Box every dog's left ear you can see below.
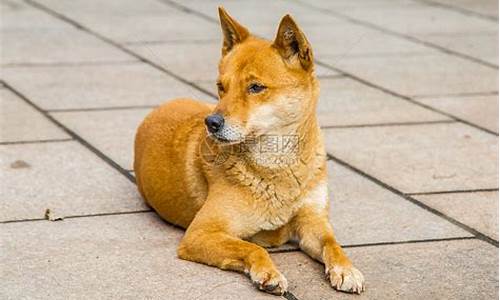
[273,15,313,71]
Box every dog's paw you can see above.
[250,268,288,295]
[326,264,365,294]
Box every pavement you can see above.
[1,0,498,299]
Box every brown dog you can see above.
[134,7,365,295]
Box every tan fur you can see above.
[134,7,365,295]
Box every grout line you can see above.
[411,0,498,22]
[320,120,455,129]
[0,210,153,224]
[412,91,499,99]
[292,0,498,69]
[267,236,477,254]
[159,0,218,23]
[0,138,73,145]
[316,74,347,79]
[327,153,499,248]
[122,39,219,46]
[64,209,152,220]
[24,0,218,101]
[157,0,499,137]
[1,60,140,68]
[1,80,137,184]
[283,291,300,300]
[47,105,157,113]
[342,236,477,248]
[313,60,499,136]
[0,217,46,224]
[407,188,499,196]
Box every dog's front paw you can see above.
[326,264,365,294]
[250,268,288,295]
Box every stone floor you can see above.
[1,0,498,299]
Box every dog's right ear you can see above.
[218,7,250,56]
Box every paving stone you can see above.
[331,3,497,35]
[1,63,211,110]
[0,89,69,143]
[130,42,221,82]
[51,108,153,170]
[0,213,274,300]
[316,77,449,127]
[329,53,499,96]
[168,0,430,59]
[0,142,146,222]
[415,94,499,133]
[414,33,498,65]
[327,161,470,245]
[131,42,340,83]
[178,0,345,29]
[415,191,499,240]
[272,239,498,299]
[429,0,499,18]
[1,1,134,65]
[292,24,430,59]
[323,123,498,193]
[36,0,220,43]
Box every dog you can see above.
[134,7,365,295]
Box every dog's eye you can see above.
[216,82,224,94]
[247,83,266,94]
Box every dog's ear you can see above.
[218,7,250,56]
[273,15,313,70]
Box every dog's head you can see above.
[205,7,319,144]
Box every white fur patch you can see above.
[302,181,329,211]
[247,103,280,133]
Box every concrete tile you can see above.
[272,239,498,299]
[51,108,153,170]
[327,161,470,245]
[323,123,498,193]
[131,42,339,83]
[415,191,499,240]
[429,0,499,18]
[330,53,499,96]
[1,1,134,65]
[298,0,415,10]
[415,94,499,133]
[0,142,146,222]
[1,213,274,300]
[317,77,449,127]
[2,63,212,110]
[178,0,345,28]
[0,89,69,143]
[293,24,430,59]
[36,0,220,43]
[414,33,498,65]
[170,0,430,58]
[130,42,220,82]
[334,3,497,35]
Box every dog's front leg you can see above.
[177,201,287,295]
[293,205,365,294]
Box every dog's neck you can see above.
[221,112,326,200]
[244,112,323,169]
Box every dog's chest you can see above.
[225,160,324,231]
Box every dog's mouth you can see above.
[207,132,243,145]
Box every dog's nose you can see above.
[205,114,224,133]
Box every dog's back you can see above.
[134,98,213,228]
